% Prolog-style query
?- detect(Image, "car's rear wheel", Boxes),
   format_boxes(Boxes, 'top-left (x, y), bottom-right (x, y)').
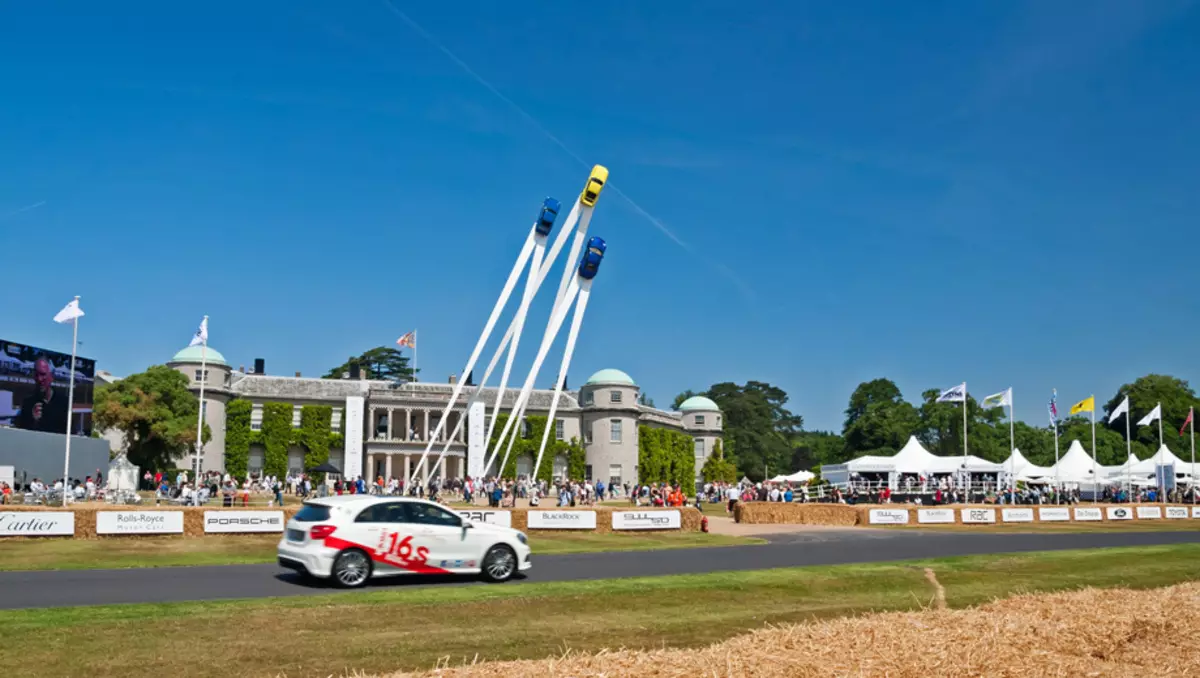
top-left (481, 544), bottom-right (517, 583)
top-left (332, 549), bottom-right (372, 588)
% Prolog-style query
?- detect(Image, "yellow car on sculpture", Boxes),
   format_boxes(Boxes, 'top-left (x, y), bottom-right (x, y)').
top-left (581, 165), bottom-right (608, 207)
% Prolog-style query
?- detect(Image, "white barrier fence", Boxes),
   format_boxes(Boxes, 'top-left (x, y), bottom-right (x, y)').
top-left (868, 505), bottom-right (1200, 525)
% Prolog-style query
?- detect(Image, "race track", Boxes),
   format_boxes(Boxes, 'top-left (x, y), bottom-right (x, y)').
top-left (3, 529), bottom-right (1199, 610)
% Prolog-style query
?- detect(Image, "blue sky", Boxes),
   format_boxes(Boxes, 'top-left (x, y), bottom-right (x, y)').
top-left (2, 0), bottom-right (1198, 432)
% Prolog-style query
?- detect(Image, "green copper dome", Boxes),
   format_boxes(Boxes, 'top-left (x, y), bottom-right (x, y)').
top-left (679, 395), bottom-right (720, 412)
top-left (584, 368), bottom-right (636, 386)
top-left (170, 345), bottom-right (228, 366)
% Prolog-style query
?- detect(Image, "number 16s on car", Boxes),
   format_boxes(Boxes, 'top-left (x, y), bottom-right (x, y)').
top-left (277, 496), bottom-right (532, 588)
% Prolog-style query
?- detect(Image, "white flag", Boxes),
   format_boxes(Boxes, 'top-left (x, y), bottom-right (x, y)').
top-left (981, 388), bottom-right (1012, 409)
top-left (53, 298), bottom-right (84, 324)
top-left (1137, 403), bottom-right (1161, 427)
top-left (189, 317), bottom-right (208, 347)
top-left (1108, 396), bottom-right (1129, 424)
top-left (936, 382), bottom-right (967, 403)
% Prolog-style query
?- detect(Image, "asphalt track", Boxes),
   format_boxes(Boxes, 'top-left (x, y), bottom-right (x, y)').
top-left (3, 529), bottom-right (1200, 610)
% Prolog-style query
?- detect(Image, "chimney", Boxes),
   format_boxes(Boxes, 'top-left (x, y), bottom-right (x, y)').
top-left (448, 374), bottom-right (457, 385)
top-left (349, 360), bottom-right (361, 380)
top-left (295, 371), bottom-right (302, 378)
top-left (254, 358), bottom-right (265, 375)
top-left (239, 365), bottom-right (245, 374)
top-left (465, 370), bottom-right (474, 386)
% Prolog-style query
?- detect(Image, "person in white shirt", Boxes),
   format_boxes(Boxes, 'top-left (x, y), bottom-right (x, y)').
top-left (726, 484), bottom-right (740, 513)
top-left (769, 486), bottom-right (781, 502)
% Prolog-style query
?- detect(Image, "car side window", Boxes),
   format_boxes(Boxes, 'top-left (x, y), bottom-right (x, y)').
top-left (355, 503), bottom-right (410, 524)
top-left (405, 503), bottom-right (462, 527)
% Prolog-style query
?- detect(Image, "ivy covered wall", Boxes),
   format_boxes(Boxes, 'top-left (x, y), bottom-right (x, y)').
top-left (224, 399), bottom-right (252, 479)
top-left (638, 425), bottom-right (695, 488)
top-left (487, 413), bottom-right (585, 482)
top-left (223, 399), bottom-right (344, 481)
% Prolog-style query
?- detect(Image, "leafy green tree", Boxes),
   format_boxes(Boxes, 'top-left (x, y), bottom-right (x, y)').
top-left (671, 390), bottom-right (698, 410)
top-left (1103, 374), bottom-right (1198, 450)
top-left (916, 390), bottom-right (1008, 461)
top-left (638, 392), bottom-right (655, 407)
top-left (700, 439), bottom-right (737, 483)
top-left (324, 346), bottom-right (416, 382)
top-left (842, 379), bottom-right (920, 456)
top-left (792, 430), bottom-right (846, 467)
top-left (705, 381), bottom-right (802, 481)
top-left (94, 365), bottom-right (210, 472)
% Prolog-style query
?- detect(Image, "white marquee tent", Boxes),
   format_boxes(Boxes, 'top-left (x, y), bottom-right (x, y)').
top-left (1001, 448), bottom-right (1053, 481)
top-left (1046, 440), bottom-right (1100, 483)
top-left (768, 470), bottom-right (816, 484)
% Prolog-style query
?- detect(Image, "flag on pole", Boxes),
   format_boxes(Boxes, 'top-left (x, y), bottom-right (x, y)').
top-left (1109, 396), bottom-right (1129, 424)
top-left (1069, 396), bottom-right (1095, 416)
top-left (1048, 389), bottom-right (1058, 426)
top-left (396, 331), bottom-right (416, 349)
top-left (53, 299), bottom-right (84, 324)
top-left (188, 317), bottom-right (209, 347)
top-left (1181, 407), bottom-right (1194, 437)
top-left (1137, 404), bottom-right (1162, 427)
top-left (936, 382), bottom-right (966, 403)
top-left (981, 388), bottom-right (1012, 409)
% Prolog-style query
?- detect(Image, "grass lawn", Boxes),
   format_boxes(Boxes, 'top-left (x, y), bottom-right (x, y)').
top-left (0, 531), bottom-right (761, 572)
top-left (3, 544), bottom-right (1199, 677)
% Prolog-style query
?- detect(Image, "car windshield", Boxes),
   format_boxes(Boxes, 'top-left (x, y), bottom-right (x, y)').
top-left (293, 504), bottom-right (332, 522)
top-left (588, 247), bottom-right (603, 256)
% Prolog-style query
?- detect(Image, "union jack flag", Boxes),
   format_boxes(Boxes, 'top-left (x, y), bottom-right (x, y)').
top-left (396, 331), bottom-right (416, 349)
top-left (1048, 389), bottom-right (1058, 427)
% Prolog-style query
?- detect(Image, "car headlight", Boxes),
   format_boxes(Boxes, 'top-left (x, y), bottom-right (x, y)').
top-left (517, 532), bottom-right (528, 545)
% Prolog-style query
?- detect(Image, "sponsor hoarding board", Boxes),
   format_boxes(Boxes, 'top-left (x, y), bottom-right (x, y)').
top-left (917, 508), bottom-right (955, 524)
top-left (868, 509), bottom-right (909, 525)
top-left (1106, 506), bottom-right (1133, 521)
top-left (0, 339), bottom-right (95, 435)
top-left (612, 510), bottom-right (682, 530)
top-left (1135, 506), bottom-right (1162, 520)
top-left (0, 511), bottom-right (74, 536)
top-left (456, 509), bottom-right (513, 528)
top-left (1038, 507), bottom-right (1071, 522)
top-left (97, 511), bottom-right (184, 535)
top-left (1193, 506), bottom-right (1200, 519)
top-left (526, 510), bottom-right (597, 530)
top-left (1166, 506), bottom-right (1189, 519)
top-left (1074, 507), bottom-right (1103, 521)
top-left (961, 508), bottom-right (996, 524)
top-left (1001, 508), bottom-right (1034, 522)
top-left (203, 510), bottom-right (285, 533)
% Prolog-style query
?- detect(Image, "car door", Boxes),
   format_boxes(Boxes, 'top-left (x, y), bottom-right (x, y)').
top-left (405, 502), bottom-right (477, 570)
top-left (345, 501), bottom-right (415, 576)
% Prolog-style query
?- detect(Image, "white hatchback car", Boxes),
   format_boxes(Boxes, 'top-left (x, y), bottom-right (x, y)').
top-left (277, 495), bottom-right (531, 588)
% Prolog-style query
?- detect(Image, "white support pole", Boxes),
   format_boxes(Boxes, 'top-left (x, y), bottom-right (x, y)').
top-left (1008, 396), bottom-right (1015, 495)
top-left (1090, 399), bottom-right (1097, 505)
top-left (1191, 409), bottom-right (1196, 505)
top-left (530, 281), bottom-right (591, 480)
top-left (1157, 401), bottom-right (1163, 447)
top-left (962, 383), bottom-right (968, 496)
top-left (1053, 421), bottom-right (1060, 501)
top-left (1124, 401), bottom-right (1132, 502)
top-left (1158, 401), bottom-right (1165, 505)
top-left (412, 329), bottom-right (418, 383)
top-left (61, 297), bottom-right (80, 506)
top-left (193, 318), bottom-right (209, 505)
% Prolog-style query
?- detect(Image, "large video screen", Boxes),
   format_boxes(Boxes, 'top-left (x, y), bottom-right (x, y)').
top-left (0, 339), bottom-right (95, 436)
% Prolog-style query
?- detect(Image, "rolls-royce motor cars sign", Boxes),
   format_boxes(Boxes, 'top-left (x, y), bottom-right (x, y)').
top-left (203, 510), bottom-right (285, 533)
top-left (526, 510), bottom-right (597, 530)
top-left (0, 511), bottom-right (75, 536)
top-left (97, 511), bottom-right (184, 535)
top-left (456, 509), bottom-right (513, 528)
top-left (611, 510), bottom-right (682, 530)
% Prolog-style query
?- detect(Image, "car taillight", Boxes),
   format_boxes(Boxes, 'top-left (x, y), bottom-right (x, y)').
top-left (310, 524), bottom-right (337, 539)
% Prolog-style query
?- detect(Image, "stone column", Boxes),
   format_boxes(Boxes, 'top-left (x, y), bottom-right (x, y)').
top-left (366, 453), bottom-right (374, 479)
top-left (385, 454), bottom-right (393, 480)
top-left (368, 407), bottom-right (378, 440)
top-left (403, 455), bottom-right (411, 486)
top-left (387, 407), bottom-right (394, 440)
top-left (423, 410), bottom-right (430, 442)
top-left (405, 409), bottom-right (412, 440)
top-left (457, 413), bottom-right (466, 443)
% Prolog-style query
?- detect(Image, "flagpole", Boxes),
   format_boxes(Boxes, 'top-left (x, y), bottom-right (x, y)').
top-left (1090, 398), bottom-right (1097, 505)
top-left (413, 329), bottom-right (418, 383)
top-left (962, 383), bottom-right (968, 496)
top-left (1053, 412), bottom-right (1060, 502)
top-left (1008, 390), bottom-right (1015, 494)
top-left (61, 297), bottom-right (80, 507)
top-left (1157, 401), bottom-right (1163, 447)
top-left (193, 316), bottom-right (208, 505)
top-left (1190, 409), bottom-right (1195, 506)
top-left (1124, 400), bottom-right (1132, 503)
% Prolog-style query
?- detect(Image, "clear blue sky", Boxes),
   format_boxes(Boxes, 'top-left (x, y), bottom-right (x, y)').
top-left (2, 1), bottom-right (1198, 432)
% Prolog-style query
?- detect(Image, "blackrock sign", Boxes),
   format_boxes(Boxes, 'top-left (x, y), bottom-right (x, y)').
top-left (456, 510), bottom-right (513, 528)
top-left (203, 510), bottom-right (285, 533)
top-left (526, 510), bottom-right (597, 530)
top-left (97, 511), bottom-right (184, 535)
top-left (0, 511), bottom-right (74, 537)
top-left (612, 510), bottom-right (682, 530)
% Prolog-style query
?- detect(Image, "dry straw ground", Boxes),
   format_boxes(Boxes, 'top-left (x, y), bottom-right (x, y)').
top-left (382, 582), bottom-right (1200, 677)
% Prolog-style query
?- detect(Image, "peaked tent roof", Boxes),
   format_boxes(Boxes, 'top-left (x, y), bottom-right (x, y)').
top-left (844, 455), bottom-right (895, 473)
top-left (1049, 440), bottom-right (1099, 482)
top-left (890, 436), bottom-right (940, 474)
top-left (1102, 452), bottom-right (1141, 475)
top-left (1002, 448), bottom-right (1054, 479)
top-left (1129, 445), bottom-right (1189, 475)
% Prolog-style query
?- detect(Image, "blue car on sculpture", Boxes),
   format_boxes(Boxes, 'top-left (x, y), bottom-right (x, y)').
top-left (536, 198), bottom-right (561, 236)
top-left (578, 237), bottom-right (606, 279)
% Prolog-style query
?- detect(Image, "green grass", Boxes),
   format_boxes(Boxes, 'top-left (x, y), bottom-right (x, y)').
top-left (0, 531), bottom-right (761, 572)
top-left (2, 544), bottom-right (1198, 678)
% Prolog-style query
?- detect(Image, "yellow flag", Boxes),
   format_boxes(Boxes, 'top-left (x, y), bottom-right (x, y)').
top-left (1070, 396), bottom-right (1095, 415)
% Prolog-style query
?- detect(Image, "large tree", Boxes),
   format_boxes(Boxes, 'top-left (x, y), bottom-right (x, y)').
top-left (324, 346), bottom-right (416, 382)
top-left (1102, 374), bottom-right (1198, 450)
top-left (842, 379), bottom-right (920, 456)
top-left (671, 390), bottom-right (698, 410)
top-left (916, 389), bottom-right (1008, 461)
top-left (705, 381), bottom-right (802, 481)
top-left (792, 430), bottom-right (846, 468)
top-left (94, 365), bottom-right (210, 472)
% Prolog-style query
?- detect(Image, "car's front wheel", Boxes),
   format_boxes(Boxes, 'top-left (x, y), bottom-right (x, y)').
top-left (331, 549), bottom-right (372, 588)
top-left (480, 544), bottom-right (518, 583)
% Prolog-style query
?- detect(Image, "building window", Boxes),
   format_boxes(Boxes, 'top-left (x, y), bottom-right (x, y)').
top-left (610, 390), bottom-right (622, 404)
top-left (583, 391), bottom-right (594, 405)
top-left (694, 415), bottom-right (705, 426)
top-left (610, 419), bottom-right (622, 443)
top-left (522, 420), bottom-right (531, 439)
top-left (555, 419), bottom-right (565, 441)
top-left (194, 369), bottom-right (209, 383)
top-left (224, 372), bottom-right (231, 387)
top-left (694, 438), bottom-right (705, 457)
top-left (331, 408), bottom-right (342, 433)
top-left (717, 415), bottom-right (722, 426)
top-left (585, 464), bottom-right (593, 481)
top-left (292, 406), bottom-right (302, 428)
top-left (584, 423), bottom-right (593, 444)
top-left (609, 464), bottom-right (622, 485)
top-left (250, 404), bottom-right (263, 431)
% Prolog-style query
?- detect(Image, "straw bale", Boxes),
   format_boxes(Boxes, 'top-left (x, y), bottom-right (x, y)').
top-left (0, 504), bottom-right (299, 538)
top-left (735, 502), bottom-right (859, 526)
top-left (380, 582), bottom-right (1200, 678)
